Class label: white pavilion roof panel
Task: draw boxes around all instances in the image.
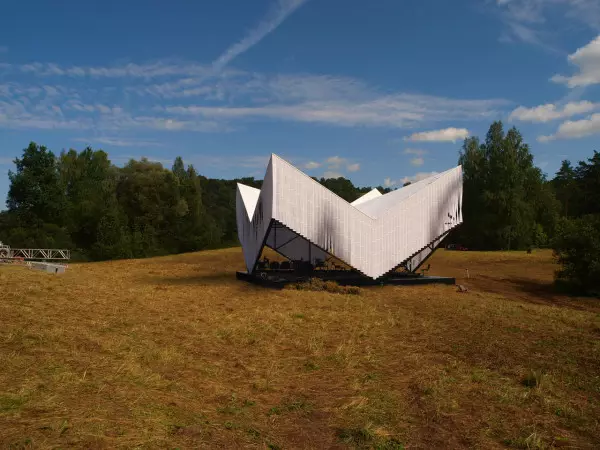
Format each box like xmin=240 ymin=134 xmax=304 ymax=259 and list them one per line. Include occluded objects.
xmin=236 ymin=154 xmax=463 ymax=279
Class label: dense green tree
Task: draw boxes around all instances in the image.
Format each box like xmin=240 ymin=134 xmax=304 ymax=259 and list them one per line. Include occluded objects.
xmin=172 ymin=161 xmax=220 ymax=252
xmin=116 ymin=158 xmax=183 ymax=256
xmin=318 ymin=177 xmax=363 ymax=202
xmin=59 ymin=147 xmax=120 ymax=253
xmin=2 ymin=142 xmax=70 ymax=249
xmin=550 ymin=150 xmax=600 ymax=294
xmin=553 ymin=215 xmax=600 ymax=295
xmin=457 ymin=121 xmax=554 ymax=250
xmin=7 ymin=142 xmax=67 ymax=227
xmin=552 ymin=152 xmax=600 ymax=219
xmin=552 ymin=160 xmax=578 ymax=217
xmin=574 ymin=151 xmax=600 ymax=216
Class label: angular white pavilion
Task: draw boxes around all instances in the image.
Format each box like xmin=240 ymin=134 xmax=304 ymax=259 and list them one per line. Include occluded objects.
xmin=236 ymin=154 xmax=463 ymax=280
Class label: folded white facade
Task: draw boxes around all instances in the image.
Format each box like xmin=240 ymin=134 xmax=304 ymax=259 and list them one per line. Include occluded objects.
xmin=237 ymin=154 xmax=463 ymax=280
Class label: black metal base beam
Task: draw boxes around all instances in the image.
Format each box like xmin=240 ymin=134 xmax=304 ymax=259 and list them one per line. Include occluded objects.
xmin=236 ymin=270 xmax=455 ymax=289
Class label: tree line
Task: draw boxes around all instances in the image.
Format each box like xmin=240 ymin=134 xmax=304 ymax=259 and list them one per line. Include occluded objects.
xmin=0 ymin=143 xmax=390 ymax=261
xmin=1 ymin=121 xmax=598 ymax=294
xmin=454 ymin=121 xmax=599 ymax=295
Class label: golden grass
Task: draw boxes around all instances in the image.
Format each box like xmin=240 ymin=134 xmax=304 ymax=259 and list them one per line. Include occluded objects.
xmin=1 ymin=248 xmax=599 ymax=449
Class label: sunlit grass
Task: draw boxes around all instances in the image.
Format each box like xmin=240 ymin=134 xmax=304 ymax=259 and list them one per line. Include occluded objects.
xmin=0 ymin=248 xmax=598 ymax=448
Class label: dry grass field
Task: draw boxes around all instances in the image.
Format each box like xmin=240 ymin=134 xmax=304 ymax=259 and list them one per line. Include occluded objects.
xmin=1 ymin=248 xmax=599 ymax=449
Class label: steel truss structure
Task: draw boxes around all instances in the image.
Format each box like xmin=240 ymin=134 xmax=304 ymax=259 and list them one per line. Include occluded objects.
xmin=236 ymin=154 xmax=463 ymax=280
xmin=0 ymin=242 xmax=70 ymax=261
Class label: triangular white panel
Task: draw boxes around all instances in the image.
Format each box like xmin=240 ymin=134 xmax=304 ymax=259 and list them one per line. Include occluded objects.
xmin=351 ymin=188 xmax=382 ymax=207
xmin=237 ymin=183 xmax=261 ymax=220
xmin=236 ymin=154 xmax=463 ymax=279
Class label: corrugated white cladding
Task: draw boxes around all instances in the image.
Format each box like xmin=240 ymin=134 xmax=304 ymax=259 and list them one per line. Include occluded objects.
xmin=236 ymin=154 xmax=463 ymax=279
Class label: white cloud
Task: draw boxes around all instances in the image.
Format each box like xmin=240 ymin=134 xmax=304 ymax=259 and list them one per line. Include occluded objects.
xmin=410 ymin=157 xmax=425 ymax=167
xmin=509 ymin=100 xmax=597 ymax=122
xmin=538 ymin=113 xmax=600 ymax=141
xmin=551 ymin=35 xmax=600 ymax=87
xmin=304 ymin=161 xmax=321 ymax=169
xmin=323 ymin=171 xmax=342 ymax=179
xmin=301 ymin=156 xmax=359 ymax=173
xmin=383 ymin=177 xmax=396 ymax=188
xmin=405 ymin=127 xmax=469 ymax=143
xmin=403 ymin=148 xmax=427 ymax=156
xmin=212 ymin=0 xmax=309 ymax=71
xmin=326 ymin=156 xmax=345 ymax=168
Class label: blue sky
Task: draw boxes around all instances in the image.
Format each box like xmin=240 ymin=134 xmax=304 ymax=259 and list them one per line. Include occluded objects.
xmin=1 ymin=0 xmax=600 ymax=206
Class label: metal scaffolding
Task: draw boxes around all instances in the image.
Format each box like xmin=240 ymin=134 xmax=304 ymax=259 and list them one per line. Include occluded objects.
xmin=0 ymin=242 xmax=70 ymax=261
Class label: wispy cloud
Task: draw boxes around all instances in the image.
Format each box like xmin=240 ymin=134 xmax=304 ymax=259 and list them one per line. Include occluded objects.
xmin=551 ymin=35 xmax=600 ymax=87
xmin=0 ymin=60 xmax=508 ymax=135
xmin=403 ymin=148 xmax=428 ymax=156
xmin=494 ymin=1 xmax=559 ymax=52
xmin=0 ymin=45 xmax=7 ymax=53
xmin=73 ymin=137 xmax=163 ymax=147
xmin=347 ymin=163 xmax=360 ymax=172
xmin=212 ymin=0 xmax=309 ymax=71
xmin=0 ymin=60 xmax=214 ymax=79
xmin=493 ymin=0 xmax=600 ymax=51
xmin=509 ymin=100 xmax=597 ymax=122
xmin=403 ymin=145 xmax=428 ymax=165
xmin=405 ymin=127 xmax=469 ymax=143
xmin=165 ymin=93 xmax=506 ymax=129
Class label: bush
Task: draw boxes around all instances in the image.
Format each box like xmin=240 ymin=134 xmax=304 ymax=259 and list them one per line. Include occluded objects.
xmin=289 ymin=278 xmax=362 ymax=295
xmin=552 ymin=215 xmax=600 ymax=296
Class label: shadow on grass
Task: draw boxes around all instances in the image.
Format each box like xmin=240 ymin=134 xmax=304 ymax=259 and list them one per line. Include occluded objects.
xmin=475 ymin=274 xmax=600 ymax=312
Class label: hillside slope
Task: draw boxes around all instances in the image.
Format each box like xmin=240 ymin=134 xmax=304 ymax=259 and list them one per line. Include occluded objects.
xmin=1 ymin=249 xmax=599 ymax=449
